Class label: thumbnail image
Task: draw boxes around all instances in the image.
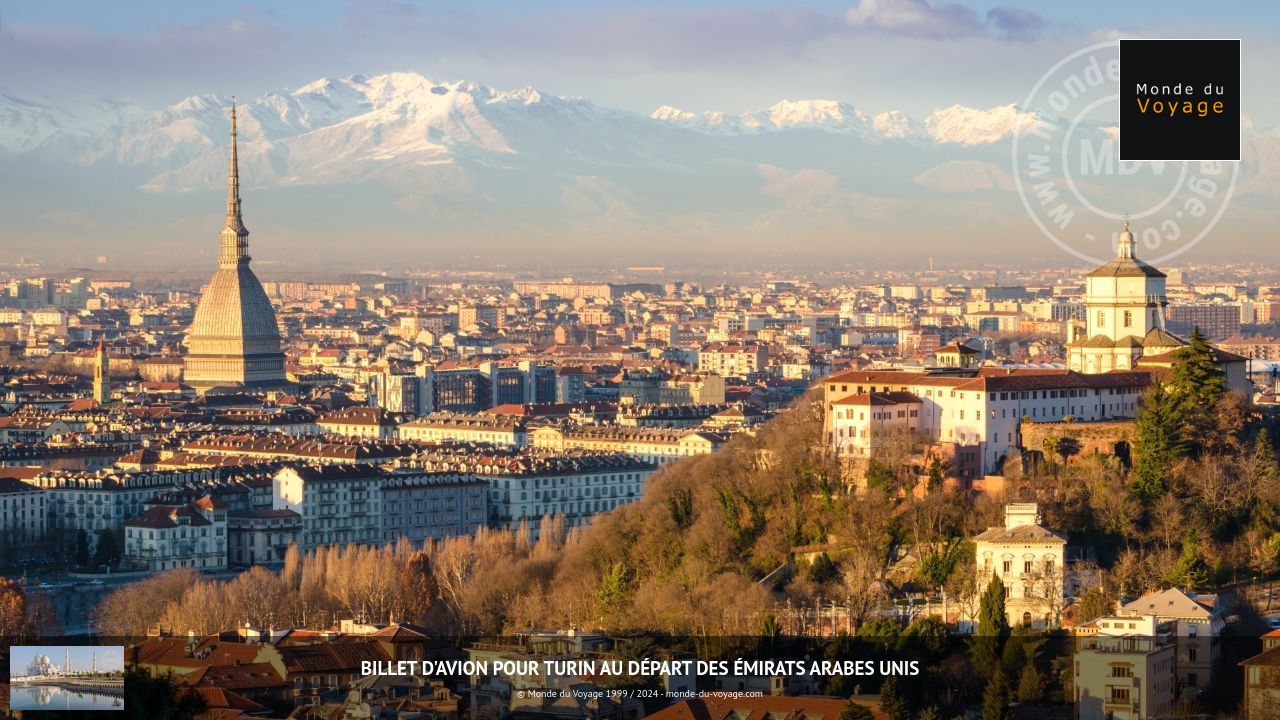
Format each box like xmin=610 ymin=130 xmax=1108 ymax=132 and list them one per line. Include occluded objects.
xmin=7 ymin=646 xmax=124 ymax=712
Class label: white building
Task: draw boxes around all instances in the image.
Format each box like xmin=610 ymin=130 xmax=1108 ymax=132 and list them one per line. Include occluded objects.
xmin=316 ymin=407 xmax=400 ymax=440
xmin=480 ymin=454 xmax=655 ymax=537
xmin=698 ymin=342 xmax=767 ymax=378
xmin=1074 ymin=614 xmax=1176 ymax=720
xmin=124 ymin=495 xmax=228 ymax=572
xmin=1066 ymin=222 xmax=1184 ymax=374
xmin=272 ymin=464 xmax=384 ymax=551
xmin=824 ymin=368 xmax=1148 ymax=478
xmin=973 ymin=503 xmax=1067 ymax=629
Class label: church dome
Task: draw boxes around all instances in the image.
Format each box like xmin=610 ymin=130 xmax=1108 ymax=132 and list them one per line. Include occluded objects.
xmin=1086 ymin=221 xmax=1166 ymax=278
xmin=187 ymin=265 xmax=281 ymax=350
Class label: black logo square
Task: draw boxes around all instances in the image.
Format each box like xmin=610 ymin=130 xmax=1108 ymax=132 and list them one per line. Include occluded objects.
xmin=1120 ymin=39 xmax=1240 ymax=161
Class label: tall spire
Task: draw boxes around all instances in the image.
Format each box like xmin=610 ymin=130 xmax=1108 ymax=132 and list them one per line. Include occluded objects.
xmin=219 ymin=97 xmax=250 ymax=268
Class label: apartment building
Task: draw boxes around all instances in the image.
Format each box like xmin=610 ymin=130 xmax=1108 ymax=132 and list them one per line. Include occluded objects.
xmin=380 ymin=471 xmax=487 ymax=544
xmin=478 ymin=454 xmax=654 ymax=537
xmin=1074 ymin=614 xmax=1177 ymax=720
xmin=124 ymin=495 xmax=228 ymax=572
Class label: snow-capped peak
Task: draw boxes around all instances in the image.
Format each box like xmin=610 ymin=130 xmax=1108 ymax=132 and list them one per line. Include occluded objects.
xmin=924 ymin=103 xmax=1043 ymax=145
xmin=757 ymin=99 xmax=868 ymax=131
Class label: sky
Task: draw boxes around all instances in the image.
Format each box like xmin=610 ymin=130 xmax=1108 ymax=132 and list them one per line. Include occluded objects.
xmin=2 ymin=0 xmax=1279 ymax=269
xmin=3 ymin=0 xmax=1277 ymax=120
xmin=9 ymin=646 xmax=125 ymax=675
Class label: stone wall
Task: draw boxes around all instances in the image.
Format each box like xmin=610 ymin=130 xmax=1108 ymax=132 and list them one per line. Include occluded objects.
xmin=1019 ymin=419 xmax=1135 ymax=467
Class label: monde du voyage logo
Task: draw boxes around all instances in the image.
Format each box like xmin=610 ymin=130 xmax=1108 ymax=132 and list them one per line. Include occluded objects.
xmin=1120 ymin=38 xmax=1241 ymax=162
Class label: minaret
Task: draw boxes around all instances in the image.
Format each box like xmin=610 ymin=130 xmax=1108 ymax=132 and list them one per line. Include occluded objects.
xmin=220 ymin=98 xmax=250 ymax=269
xmin=93 ymin=339 xmax=110 ymax=404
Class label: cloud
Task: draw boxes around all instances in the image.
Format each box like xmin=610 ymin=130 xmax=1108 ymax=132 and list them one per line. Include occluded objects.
xmin=985 ymin=6 xmax=1045 ymax=41
xmin=845 ymin=0 xmax=983 ymax=40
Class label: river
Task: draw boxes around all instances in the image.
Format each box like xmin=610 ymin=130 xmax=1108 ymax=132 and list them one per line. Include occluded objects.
xmin=8 ymin=684 xmax=125 ymax=711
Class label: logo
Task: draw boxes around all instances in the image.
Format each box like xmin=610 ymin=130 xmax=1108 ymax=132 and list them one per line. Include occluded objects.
xmin=1012 ymin=41 xmax=1238 ymax=265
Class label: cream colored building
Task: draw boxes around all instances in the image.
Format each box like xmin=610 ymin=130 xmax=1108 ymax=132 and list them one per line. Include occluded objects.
xmin=1120 ymin=588 xmax=1224 ymax=693
xmin=1074 ymin=613 xmax=1176 ymax=720
xmin=1066 ymin=221 xmax=1184 ymax=374
xmin=973 ymin=503 xmax=1066 ymax=629
xmin=529 ymin=425 xmax=725 ymax=465
xmin=398 ymin=413 xmax=528 ymax=446
xmin=828 ymin=390 xmax=922 ymax=459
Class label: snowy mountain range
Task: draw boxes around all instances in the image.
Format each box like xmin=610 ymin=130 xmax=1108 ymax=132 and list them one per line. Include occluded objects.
xmin=1 ymin=71 xmax=1275 ymax=265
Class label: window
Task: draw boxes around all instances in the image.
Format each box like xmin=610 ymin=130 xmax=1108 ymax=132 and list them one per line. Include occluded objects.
xmin=1097 ymin=310 xmax=1105 ymax=326
xmin=1109 ymin=687 xmax=1130 ymax=703
xmin=1111 ymin=665 xmax=1132 ymax=678
xmin=1002 ymin=560 xmax=1011 ymax=573
xmin=1123 ymin=310 xmax=1133 ymax=327
xmin=1024 ymin=560 xmax=1033 ymax=574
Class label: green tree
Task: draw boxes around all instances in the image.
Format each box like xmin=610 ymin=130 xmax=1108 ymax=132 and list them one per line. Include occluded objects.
xmin=1169 ymin=327 xmax=1227 ymax=411
xmin=1166 ymin=532 xmax=1209 ymax=591
xmin=926 ymin=456 xmax=946 ymax=491
xmin=878 ymin=675 xmax=912 ymax=720
xmin=94 ymin=529 xmax=120 ymax=567
xmin=596 ymin=562 xmax=633 ymax=615
xmin=982 ymin=670 xmax=1011 ymax=720
xmin=903 ymin=616 xmax=949 ymax=658
xmin=1168 ymin=327 xmax=1227 ymax=454
xmin=1074 ymin=586 xmax=1115 ymax=625
xmin=808 ymin=552 xmax=837 ymax=583
xmin=74 ymin=528 xmax=90 ymax=567
xmin=1042 ymin=436 xmax=1061 ymax=470
xmin=1017 ymin=664 xmax=1043 ymax=703
xmin=1131 ymin=381 xmax=1185 ymax=503
xmin=975 ymin=572 xmax=1010 ymax=668
xmin=839 ymin=704 xmax=875 ymax=720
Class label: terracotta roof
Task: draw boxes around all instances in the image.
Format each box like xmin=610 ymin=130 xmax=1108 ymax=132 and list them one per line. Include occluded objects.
xmin=133 ymin=637 xmax=263 ymax=669
xmin=831 ymin=391 xmax=922 ymax=407
xmin=279 ymin=642 xmax=389 ymax=673
xmin=1240 ymin=644 xmax=1280 ymax=668
xmin=125 ymin=505 xmax=213 ymax=529
xmin=191 ymin=685 xmax=271 ymax=711
xmin=181 ymin=662 xmax=287 ymax=690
